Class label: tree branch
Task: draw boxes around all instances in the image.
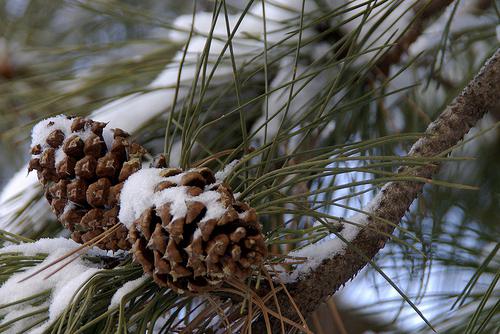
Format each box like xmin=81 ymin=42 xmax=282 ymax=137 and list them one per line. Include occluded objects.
xmin=377 ymin=0 xmax=454 ymax=74
xmin=260 ymin=48 xmax=500 ymax=332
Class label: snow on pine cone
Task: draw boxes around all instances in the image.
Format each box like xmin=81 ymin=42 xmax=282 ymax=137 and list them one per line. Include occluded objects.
xmin=121 ymin=167 xmax=267 ymax=293
xmin=29 ymin=115 xmax=156 ymax=251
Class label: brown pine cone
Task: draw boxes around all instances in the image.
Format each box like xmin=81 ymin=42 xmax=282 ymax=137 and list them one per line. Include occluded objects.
xmin=29 ymin=115 xmax=149 ymax=251
xmin=125 ymin=167 xmax=267 ymax=294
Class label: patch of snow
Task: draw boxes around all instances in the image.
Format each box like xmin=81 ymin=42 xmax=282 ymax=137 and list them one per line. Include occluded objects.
xmin=108 ymin=276 xmax=147 ymax=310
xmin=0 ymin=237 xmax=78 ymax=256
xmin=310 ymin=42 xmax=332 ymax=62
xmin=280 ymin=184 xmax=388 ymax=283
xmin=169 ymin=1 xmax=317 ymax=47
xmin=409 ymin=3 xmax=496 ymax=57
xmin=251 ymin=56 xmax=338 ymax=145
xmin=0 ymin=238 xmax=102 ymax=333
xmin=193 ymin=228 xmax=202 ymax=240
xmin=0 ymin=305 xmax=46 ymax=334
xmin=340 ymin=0 xmax=414 ymax=65
xmin=31 ymin=115 xmax=73 ymax=149
xmin=251 ymin=56 xmax=296 ymax=144
xmin=118 ymin=168 xmax=169 ymax=228
xmin=193 ymin=190 xmax=227 ymax=222
xmin=255 ymin=0 xmax=319 ymax=21
xmin=119 ymin=168 xmax=227 ymax=229
xmin=49 ymin=268 xmax=99 ymax=320
xmin=214 ymin=160 xmax=239 ymax=183
xmin=0 ymin=168 xmax=49 ymax=234
xmin=31 ymin=115 xmax=114 ymax=165
xmin=168 ymin=140 xmax=183 ymax=167
xmin=155 ymin=187 xmax=190 ymax=219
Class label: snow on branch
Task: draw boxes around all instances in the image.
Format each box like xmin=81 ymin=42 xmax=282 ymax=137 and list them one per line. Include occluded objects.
xmin=280 ymin=186 xmax=386 ymax=283
xmin=108 ymin=276 xmax=147 ymax=310
xmin=261 ymin=48 xmax=500 ymax=330
xmin=0 ymin=238 xmax=102 ymax=333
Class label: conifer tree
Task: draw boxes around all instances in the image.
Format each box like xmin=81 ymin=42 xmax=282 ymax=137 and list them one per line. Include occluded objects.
xmin=0 ymin=1 xmax=498 ymax=333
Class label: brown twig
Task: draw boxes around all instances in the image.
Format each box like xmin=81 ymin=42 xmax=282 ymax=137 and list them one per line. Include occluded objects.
xmin=269 ymin=265 xmax=309 ymax=331
xmin=326 ymin=298 xmax=348 ymax=334
xmin=206 ymin=296 xmax=233 ymax=334
xmin=262 ymin=268 xmax=285 ymax=333
xmin=177 ymin=301 xmax=214 ymax=333
xmin=192 ymin=149 xmax=236 ymax=167
xmin=223 ymin=281 xmax=314 ymax=334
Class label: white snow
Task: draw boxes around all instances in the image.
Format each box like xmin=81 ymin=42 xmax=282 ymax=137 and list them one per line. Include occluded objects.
xmin=214 ymin=159 xmax=239 ymax=183
xmin=92 ymin=1 xmax=318 ymax=135
xmin=0 ymin=238 xmax=102 ymax=334
xmin=119 ymin=168 xmax=226 ymax=229
xmin=0 ymin=168 xmax=48 ymax=234
xmin=251 ymin=47 xmax=340 ymax=147
xmin=48 ymin=268 xmax=99 ymax=319
xmin=169 ymin=0 xmax=317 ymax=46
xmin=280 ymin=184 xmax=387 ymax=283
xmin=0 ymin=237 xmax=79 ymax=256
xmin=118 ymin=168 xmax=165 ymax=228
xmin=409 ymin=10 xmax=494 ymax=57
xmin=340 ymin=0 xmax=414 ymax=65
xmin=108 ymin=276 xmax=147 ymax=309
xmin=0 ymin=305 xmax=47 ymax=334
xmin=31 ymin=115 xmax=114 ymax=165
xmin=193 ymin=228 xmax=202 ymax=240
xmin=251 ymin=56 xmax=296 ymax=144
xmin=31 ymin=115 xmax=74 ymax=149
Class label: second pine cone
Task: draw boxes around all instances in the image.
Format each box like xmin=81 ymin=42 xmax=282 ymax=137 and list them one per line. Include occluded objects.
xmin=127 ymin=167 xmax=267 ymax=294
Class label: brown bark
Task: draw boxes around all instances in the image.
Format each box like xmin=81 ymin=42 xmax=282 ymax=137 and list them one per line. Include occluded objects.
xmin=258 ymin=49 xmax=500 ymax=332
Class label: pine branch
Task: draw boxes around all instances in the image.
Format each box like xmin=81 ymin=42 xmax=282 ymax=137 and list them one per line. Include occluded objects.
xmin=377 ymin=0 xmax=454 ymax=73
xmin=259 ymin=48 xmax=500 ymax=331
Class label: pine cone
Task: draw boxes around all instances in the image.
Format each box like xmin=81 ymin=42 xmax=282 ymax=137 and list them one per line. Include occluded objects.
xmin=125 ymin=167 xmax=267 ymax=294
xmin=30 ymin=115 xmax=148 ymax=251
